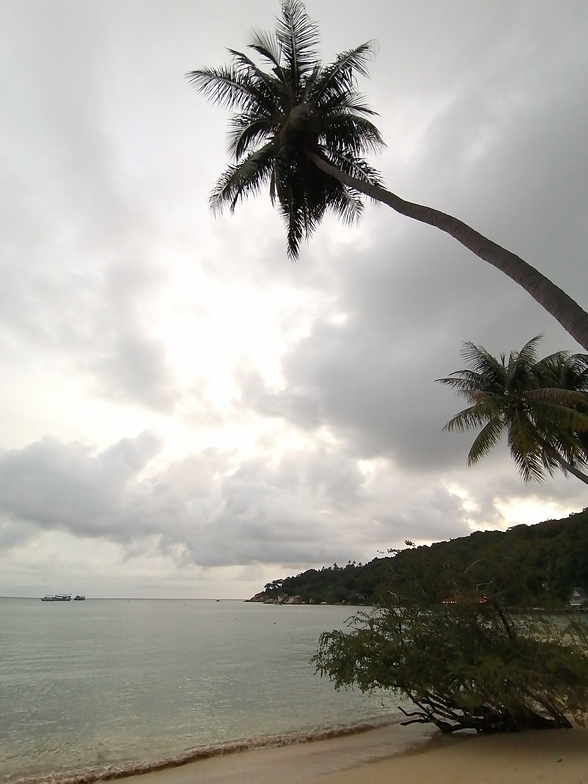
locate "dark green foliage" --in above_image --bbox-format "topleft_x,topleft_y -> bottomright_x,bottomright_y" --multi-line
261,560 -> 389,605
188,4 -> 588,350
438,336 -> 588,483
313,600 -> 588,732
310,515 -> 588,734
253,509 -> 588,607
188,0 -> 384,258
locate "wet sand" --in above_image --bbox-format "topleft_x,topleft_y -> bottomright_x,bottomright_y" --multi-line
129,723 -> 588,784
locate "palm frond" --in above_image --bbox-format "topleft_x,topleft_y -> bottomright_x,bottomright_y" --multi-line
467,418 -> 504,465
276,0 -> 321,86
248,29 -> 283,72
227,49 -> 284,105
442,405 -> 495,433
320,91 -> 380,117
510,446 -> 548,483
439,335 -> 588,484
541,404 -> 588,436
186,66 -> 266,113
284,205 -> 305,258
516,334 -> 543,362
228,114 -> 279,159
536,351 -> 588,390
312,42 -> 378,102
459,342 -> 509,383
209,144 -> 276,213
280,185 -> 315,259
333,186 -> 364,224
325,150 -> 385,190
437,370 -> 504,402
527,387 -> 588,410
504,337 -> 542,391
544,427 -> 588,468
320,114 -> 385,156
507,410 -> 548,482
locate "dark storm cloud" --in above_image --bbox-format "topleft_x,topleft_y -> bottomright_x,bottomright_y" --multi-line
0,432 -> 476,566
0,433 -> 163,545
2,429 -> 584,572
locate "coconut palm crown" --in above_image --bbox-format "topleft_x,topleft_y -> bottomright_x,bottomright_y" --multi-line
189,0 -> 588,350
437,336 -> 588,484
187,0 -> 384,257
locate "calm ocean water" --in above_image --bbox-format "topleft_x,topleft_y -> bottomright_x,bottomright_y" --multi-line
0,598 -> 401,782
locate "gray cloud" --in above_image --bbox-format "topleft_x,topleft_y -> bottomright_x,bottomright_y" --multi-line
0,432 -> 470,565
2,430 -> 584,577
1,0 -> 587,595
0,432 -> 162,544
235,3 -> 588,472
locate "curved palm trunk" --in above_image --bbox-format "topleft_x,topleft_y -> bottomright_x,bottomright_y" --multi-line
308,153 -> 588,352
540,441 -> 588,486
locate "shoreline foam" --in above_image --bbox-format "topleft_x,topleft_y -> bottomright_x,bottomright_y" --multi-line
9,716 -> 411,784
118,725 -> 588,784
10,721 -> 588,784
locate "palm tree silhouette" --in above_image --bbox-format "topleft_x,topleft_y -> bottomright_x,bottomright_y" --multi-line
188,0 -> 588,350
437,336 -> 588,484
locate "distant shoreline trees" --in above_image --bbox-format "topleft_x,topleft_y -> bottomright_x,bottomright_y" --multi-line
249,509 -> 588,608
312,536 -> 588,734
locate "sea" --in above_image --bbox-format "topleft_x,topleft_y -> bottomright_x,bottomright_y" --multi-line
0,597 -> 408,783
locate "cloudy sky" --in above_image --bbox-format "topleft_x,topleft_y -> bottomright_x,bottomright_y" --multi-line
1,0 -> 587,598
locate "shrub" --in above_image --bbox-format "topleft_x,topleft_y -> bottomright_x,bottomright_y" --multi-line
313,598 -> 588,733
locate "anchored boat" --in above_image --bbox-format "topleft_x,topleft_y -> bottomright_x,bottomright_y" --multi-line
41,594 -> 72,602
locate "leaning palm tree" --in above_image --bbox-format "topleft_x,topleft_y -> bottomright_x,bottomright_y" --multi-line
437,336 -> 588,485
187,0 -> 588,350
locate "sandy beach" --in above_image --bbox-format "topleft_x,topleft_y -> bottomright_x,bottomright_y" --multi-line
134,723 -> 588,784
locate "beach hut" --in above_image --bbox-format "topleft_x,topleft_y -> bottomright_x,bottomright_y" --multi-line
569,587 -> 588,608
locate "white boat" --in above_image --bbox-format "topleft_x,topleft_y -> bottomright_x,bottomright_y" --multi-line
41,593 -> 72,602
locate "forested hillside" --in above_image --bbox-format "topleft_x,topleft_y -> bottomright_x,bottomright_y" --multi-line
250,509 -> 588,607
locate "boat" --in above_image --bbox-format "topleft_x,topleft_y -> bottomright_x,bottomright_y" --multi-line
41,594 -> 72,602
74,595 -> 86,601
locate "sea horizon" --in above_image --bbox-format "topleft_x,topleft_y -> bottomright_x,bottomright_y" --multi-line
1,595 -> 248,601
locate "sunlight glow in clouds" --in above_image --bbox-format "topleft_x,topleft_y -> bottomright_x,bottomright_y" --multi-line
1,0 -> 587,597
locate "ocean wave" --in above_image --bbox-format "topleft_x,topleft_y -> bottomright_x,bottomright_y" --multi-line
9,715 -> 402,784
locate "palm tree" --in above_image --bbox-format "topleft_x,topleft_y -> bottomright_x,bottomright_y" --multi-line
437,336 -> 588,485
187,0 -> 588,350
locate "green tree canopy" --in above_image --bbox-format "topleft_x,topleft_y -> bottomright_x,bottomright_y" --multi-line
438,336 -> 588,484
252,509 -> 588,609
313,599 -> 588,733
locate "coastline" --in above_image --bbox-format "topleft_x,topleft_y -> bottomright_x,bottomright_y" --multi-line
10,719 -> 419,784
109,723 -> 588,784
